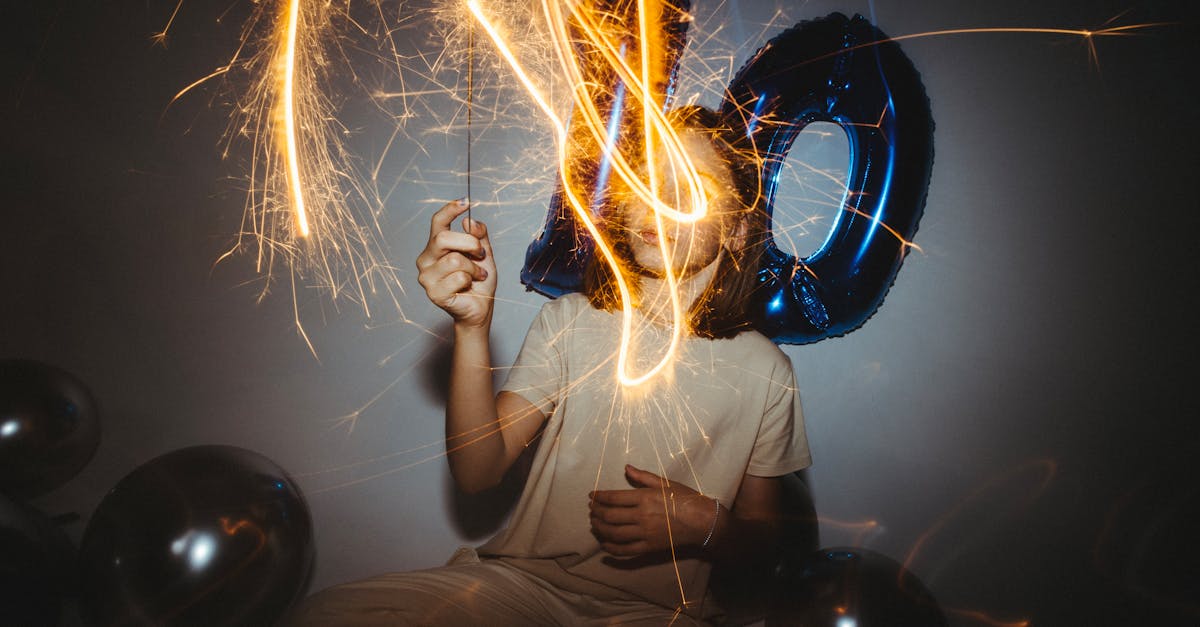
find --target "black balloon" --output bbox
[769,546,947,627]
[0,495,76,626]
[0,359,101,498]
[78,445,314,626]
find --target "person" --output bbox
[289,106,810,626]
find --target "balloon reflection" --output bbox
[78,445,313,626]
[0,359,100,499]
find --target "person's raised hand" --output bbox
[416,199,497,329]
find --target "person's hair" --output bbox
[582,105,767,339]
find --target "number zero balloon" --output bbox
[520,12,934,344]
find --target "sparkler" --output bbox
[170,0,419,356]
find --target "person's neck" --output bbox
[635,260,719,329]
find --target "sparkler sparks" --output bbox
[171,0,424,357]
[162,5,1175,618]
[173,0,1163,461]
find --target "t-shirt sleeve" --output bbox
[498,300,566,417]
[747,357,811,476]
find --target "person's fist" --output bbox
[415,200,497,328]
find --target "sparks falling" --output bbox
[170,0,423,356]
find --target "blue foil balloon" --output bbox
[722,13,934,343]
[521,11,934,344]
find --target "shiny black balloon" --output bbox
[78,445,314,626]
[768,546,948,627]
[722,13,935,343]
[0,495,77,626]
[0,359,101,498]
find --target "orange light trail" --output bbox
[877,23,1170,68]
[281,0,310,238]
[150,0,185,47]
[167,0,417,359]
[769,22,1169,77]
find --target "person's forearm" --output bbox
[701,502,780,565]
[445,322,506,494]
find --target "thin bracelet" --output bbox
[701,497,720,548]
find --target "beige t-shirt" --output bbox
[480,293,811,618]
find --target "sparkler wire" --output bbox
[467,17,474,226]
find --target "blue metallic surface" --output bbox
[722,13,934,343]
[521,12,933,344]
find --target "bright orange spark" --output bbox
[151,0,185,48]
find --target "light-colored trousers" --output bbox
[285,548,708,626]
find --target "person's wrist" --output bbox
[453,316,492,336]
[699,496,720,549]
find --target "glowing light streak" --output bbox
[471,0,719,386]
[590,72,626,207]
[942,610,1030,627]
[815,516,884,545]
[172,0,426,361]
[307,401,547,494]
[637,0,686,392]
[756,23,1169,80]
[902,459,1056,571]
[901,460,1055,627]
[151,0,185,47]
[281,0,311,238]
[556,1,710,223]
[872,23,1170,69]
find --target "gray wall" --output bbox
[2,0,1196,625]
